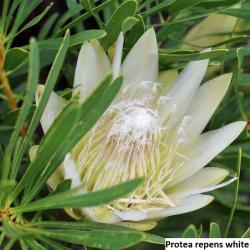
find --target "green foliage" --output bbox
[209,223,221,238]
[0,0,250,249]
[101,0,137,50]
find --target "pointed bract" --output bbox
[121,28,158,97]
[167,167,229,199]
[160,56,209,126]
[184,73,232,138]
[36,85,67,133]
[74,40,111,103]
[169,121,246,187]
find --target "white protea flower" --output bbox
[32,29,246,231]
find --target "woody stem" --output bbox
[0,38,17,110]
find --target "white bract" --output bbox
[32,29,246,231]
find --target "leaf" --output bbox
[3,218,20,238]
[242,228,250,238]
[30,221,164,245]
[122,16,139,32]
[56,0,115,36]
[66,0,82,16]
[209,223,221,238]
[199,0,239,8]
[4,48,28,72]
[204,36,249,48]
[169,0,203,14]
[143,0,176,17]
[6,0,43,42]
[25,239,48,250]
[16,3,53,36]
[11,178,143,213]
[157,9,219,41]
[0,180,16,194]
[39,238,72,250]
[214,191,250,212]
[80,0,103,28]
[221,8,250,20]
[19,240,29,250]
[9,31,70,194]
[38,30,106,49]
[38,13,59,40]
[22,227,144,250]
[125,14,145,50]
[159,49,228,64]
[101,0,137,50]
[11,30,106,77]
[1,39,39,180]
[55,179,72,194]
[224,149,242,237]
[238,73,250,94]
[182,225,198,238]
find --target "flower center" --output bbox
[107,100,161,149]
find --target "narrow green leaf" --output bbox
[180,36,248,49]
[3,0,22,35]
[221,8,250,20]
[122,16,139,32]
[10,31,70,193]
[224,148,242,237]
[3,239,16,250]
[39,238,71,250]
[238,73,250,94]
[0,180,16,194]
[159,49,228,64]
[6,0,43,45]
[66,0,82,16]
[125,14,145,50]
[101,0,137,50]
[22,227,144,250]
[242,228,250,238]
[38,30,106,50]
[182,225,198,238]
[157,9,218,41]
[199,0,239,8]
[169,0,202,14]
[56,0,116,36]
[19,240,29,250]
[143,0,175,17]
[209,223,221,238]
[4,48,28,72]
[0,0,10,34]
[25,239,47,250]
[16,3,53,36]
[1,39,39,180]
[3,218,19,238]
[29,221,164,244]
[12,178,143,213]
[12,30,106,77]
[38,13,59,40]
[80,0,104,28]
[55,179,72,193]
[51,12,71,37]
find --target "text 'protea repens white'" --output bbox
[33,28,246,231]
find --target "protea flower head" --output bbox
[32,28,246,231]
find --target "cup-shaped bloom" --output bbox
[32,29,246,231]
